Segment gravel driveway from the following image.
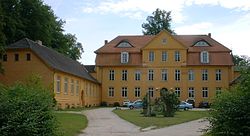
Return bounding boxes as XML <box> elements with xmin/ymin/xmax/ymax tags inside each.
<box><xmin>79</xmin><ymin>108</ymin><xmax>209</xmax><ymax>136</ymax></box>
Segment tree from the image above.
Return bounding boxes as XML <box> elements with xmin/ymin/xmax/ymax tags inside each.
<box><xmin>233</xmin><ymin>55</ymin><xmax>250</xmax><ymax>66</ymax></box>
<box><xmin>208</xmin><ymin>65</ymin><xmax>250</xmax><ymax>135</ymax></box>
<box><xmin>142</xmin><ymin>8</ymin><xmax>175</xmax><ymax>35</ymax></box>
<box><xmin>0</xmin><ymin>75</ymin><xmax>59</xmax><ymax>136</ymax></box>
<box><xmin>0</xmin><ymin>0</ymin><xmax>83</xmax><ymax>60</ymax></box>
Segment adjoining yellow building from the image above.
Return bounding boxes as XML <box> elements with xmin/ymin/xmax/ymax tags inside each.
<box><xmin>0</xmin><ymin>38</ymin><xmax>101</xmax><ymax>108</ymax></box>
<box><xmin>0</xmin><ymin>30</ymin><xmax>236</xmax><ymax>108</ymax></box>
<box><xmin>94</xmin><ymin>30</ymin><xmax>234</xmax><ymax>107</ymax></box>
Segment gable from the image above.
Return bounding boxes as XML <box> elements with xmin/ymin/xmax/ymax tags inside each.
<box><xmin>142</xmin><ymin>30</ymin><xmax>187</xmax><ymax>50</ymax></box>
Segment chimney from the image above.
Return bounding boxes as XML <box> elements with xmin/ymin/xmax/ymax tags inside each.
<box><xmin>104</xmin><ymin>40</ymin><xmax>108</xmax><ymax>44</ymax></box>
<box><xmin>208</xmin><ymin>33</ymin><xmax>211</xmax><ymax>37</ymax></box>
<box><xmin>36</xmin><ymin>40</ymin><xmax>43</xmax><ymax>45</ymax></box>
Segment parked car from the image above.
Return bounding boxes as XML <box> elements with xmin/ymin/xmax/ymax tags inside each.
<box><xmin>198</xmin><ymin>101</ymin><xmax>210</xmax><ymax>108</ymax></box>
<box><xmin>186</xmin><ymin>99</ymin><xmax>195</xmax><ymax>108</ymax></box>
<box><xmin>178</xmin><ymin>101</ymin><xmax>193</xmax><ymax>110</ymax></box>
<box><xmin>127</xmin><ymin>100</ymin><xmax>143</xmax><ymax>109</ymax></box>
<box><xmin>122</xmin><ymin>100</ymin><xmax>131</xmax><ymax>107</ymax></box>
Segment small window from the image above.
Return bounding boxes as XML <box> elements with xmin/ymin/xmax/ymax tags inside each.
<box><xmin>134</xmin><ymin>87</ymin><xmax>141</xmax><ymax>97</ymax></box>
<box><xmin>117</xmin><ymin>41</ymin><xmax>132</xmax><ymax>48</ymax></box>
<box><xmin>14</xmin><ymin>54</ymin><xmax>19</xmax><ymax>61</ymax></box>
<box><xmin>188</xmin><ymin>87</ymin><xmax>195</xmax><ymax>98</ymax></box>
<box><xmin>148</xmin><ymin>87</ymin><xmax>154</xmax><ymax>97</ymax></box>
<box><xmin>175</xmin><ymin>51</ymin><xmax>180</xmax><ymax>62</ymax></box>
<box><xmin>188</xmin><ymin>70</ymin><xmax>194</xmax><ymax>81</ymax></box>
<box><xmin>149</xmin><ymin>51</ymin><xmax>154</xmax><ymax>62</ymax></box>
<box><xmin>202</xmin><ymin>87</ymin><xmax>208</xmax><ymax>98</ymax></box>
<box><xmin>162</xmin><ymin>38</ymin><xmax>167</xmax><ymax>44</ymax></box>
<box><xmin>121</xmin><ymin>87</ymin><xmax>128</xmax><ymax>98</ymax></box>
<box><xmin>175</xmin><ymin>87</ymin><xmax>181</xmax><ymax>97</ymax></box>
<box><xmin>194</xmin><ymin>41</ymin><xmax>209</xmax><ymax>46</ymax></box>
<box><xmin>3</xmin><ymin>54</ymin><xmax>7</xmax><ymax>61</ymax></box>
<box><xmin>201</xmin><ymin>51</ymin><xmax>209</xmax><ymax>63</ymax></box>
<box><xmin>121</xmin><ymin>52</ymin><xmax>129</xmax><ymax>63</ymax></box>
<box><xmin>216</xmin><ymin>69</ymin><xmax>221</xmax><ymax>81</ymax></box>
<box><xmin>162</xmin><ymin>51</ymin><xmax>168</xmax><ymax>61</ymax></box>
<box><xmin>202</xmin><ymin>69</ymin><xmax>208</xmax><ymax>81</ymax></box>
<box><xmin>26</xmin><ymin>53</ymin><xmax>31</xmax><ymax>61</ymax></box>
<box><xmin>216</xmin><ymin>87</ymin><xmax>222</xmax><ymax>95</ymax></box>
<box><xmin>56</xmin><ymin>76</ymin><xmax>61</xmax><ymax>93</ymax></box>
<box><xmin>135</xmin><ymin>70</ymin><xmax>141</xmax><ymax>81</ymax></box>
<box><xmin>148</xmin><ymin>69</ymin><xmax>154</xmax><ymax>81</ymax></box>
<box><xmin>175</xmin><ymin>69</ymin><xmax>181</xmax><ymax>81</ymax></box>
<box><xmin>161</xmin><ymin>69</ymin><xmax>168</xmax><ymax>81</ymax></box>
<box><xmin>108</xmin><ymin>87</ymin><xmax>114</xmax><ymax>97</ymax></box>
<box><xmin>122</xmin><ymin>70</ymin><xmax>128</xmax><ymax>81</ymax></box>
<box><xmin>64</xmin><ymin>77</ymin><xmax>68</xmax><ymax>95</ymax></box>
<box><xmin>109</xmin><ymin>70</ymin><xmax>115</xmax><ymax>80</ymax></box>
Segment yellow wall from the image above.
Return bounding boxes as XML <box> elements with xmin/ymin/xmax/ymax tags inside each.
<box><xmin>97</xmin><ymin>31</ymin><xmax>232</xmax><ymax>106</ymax></box>
<box><xmin>0</xmin><ymin>49</ymin><xmax>101</xmax><ymax>109</ymax></box>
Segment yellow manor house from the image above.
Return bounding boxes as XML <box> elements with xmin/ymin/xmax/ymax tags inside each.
<box><xmin>0</xmin><ymin>30</ymin><xmax>237</xmax><ymax>108</ymax></box>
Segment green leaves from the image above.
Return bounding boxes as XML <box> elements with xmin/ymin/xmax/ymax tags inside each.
<box><xmin>142</xmin><ymin>8</ymin><xmax>175</xmax><ymax>35</ymax></box>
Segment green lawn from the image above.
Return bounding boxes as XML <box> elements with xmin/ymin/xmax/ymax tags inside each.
<box><xmin>113</xmin><ymin>109</ymin><xmax>208</xmax><ymax>129</ymax></box>
<box><xmin>55</xmin><ymin>112</ymin><xmax>87</xmax><ymax>136</ymax></box>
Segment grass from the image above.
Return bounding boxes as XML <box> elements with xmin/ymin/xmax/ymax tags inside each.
<box><xmin>113</xmin><ymin>109</ymin><xmax>208</xmax><ymax>129</ymax></box>
<box><xmin>55</xmin><ymin>112</ymin><xmax>88</xmax><ymax>136</ymax></box>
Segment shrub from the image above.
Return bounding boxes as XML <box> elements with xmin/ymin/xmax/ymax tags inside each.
<box><xmin>0</xmin><ymin>77</ymin><xmax>58</xmax><ymax>136</ymax></box>
<box><xmin>113</xmin><ymin>102</ymin><xmax>120</xmax><ymax>107</ymax></box>
<box><xmin>100</xmin><ymin>101</ymin><xmax>107</xmax><ymax>107</ymax></box>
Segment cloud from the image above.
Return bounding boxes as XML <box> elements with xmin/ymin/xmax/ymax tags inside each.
<box><xmin>175</xmin><ymin>22</ymin><xmax>213</xmax><ymax>34</ymax></box>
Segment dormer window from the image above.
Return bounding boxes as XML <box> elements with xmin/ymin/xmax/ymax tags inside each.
<box><xmin>117</xmin><ymin>41</ymin><xmax>132</xmax><ymax>48</ymax></box>
<box><xmin>194</xmin><ymin>41</ymin><xmax>209</xmax><ymax>46</ymax></box>
<box><xmin>201</xmin><ymin>51</ymin><xmax>209</xmax><ymax>63</ymax></box>
<box><xmin>121</xmin><ymin>52</ymin><xmax>129</xmax><ymax>63</ymax></box>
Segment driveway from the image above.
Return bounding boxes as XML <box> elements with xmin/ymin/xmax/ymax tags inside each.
<box><xmin>79</xmin><ymin>108</ymin><xmax>209</xmax><ymax>136</ymax></box>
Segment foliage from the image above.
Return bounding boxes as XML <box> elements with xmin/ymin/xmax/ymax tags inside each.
<box><xmin>113</xmin><ymin>110</ymin><xmax>208</xmax><ymax>129</ymax></box>
<box><xmin>142</xmin><ymin>8</ymin><xmax>175</xmax><ymax>35</ymax></box>
<box><xmin>113</xmin><ymin>102</ymin><xmax>120</xmax><ymax>107</ymax></box>
<box><xmin>0</xmin><ymin>77</ymin><xmax>58</xmax><ymax>136</ymax></box>
<box><xmin>233</xmin><ymin>55</ymin><xmax>250</xmax><ymax>66</ymax></box>
<box><xmin>100</xmin><ymin>101</ymin><xmax>108</xmax><ymax>107</ymax></box>
<box><xmin>157</xmin><ymin>89</ymin><xmax>180</xmax><ymax>117</ymax></box>
<box><xmin>55</xmin><ymin>112</ymin><xmax>87</xmax><ymax>136</ymax></box>
<box><xmin>0</xmin><ymin>0</ymin><xmax>83</xmax><ymax>60</ymax></box>
<box><xmin>208</xmin><ymin>67</ymin><xmax>250</xmax><ymax>136</ymax></box>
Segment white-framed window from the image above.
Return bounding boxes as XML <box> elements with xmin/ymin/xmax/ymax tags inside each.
<box><xmin>109</xmin><ymin>70</ymin><xmax>115</xmax><ymax>80</ymax></box>
<box><xmin>121</xmin><ymin>87</ymin><xmax>128</xmax><ymax>98</ymax></box>
<box><xmin>76</xmin><ymin>80</ymin><xmax>79</xmax><ymax>96</ymax></box>
<box><xmin>175</xmin><ymin>69</ymin><xmax>181</xmax><ymax>81</ymax></box>
<box><xmin>161</xmin><ymin>69</ymin><xmax>168</xmax><ymax>81</ymax></box>
<box><xmin>194</xmin><ymin>41</ymin><xmax>209</xmax><ymax>46</ymax></box>
<box><xmin>148</xmin><ymin>69</ymin><xmax>154</xmax><ymax>80</ymax></box>
<box><xmin>175</xmin><ymin>87</ymin><xmax>181</xmax><ymax>97</ymax></box>
<box><xmin>188</xmin><ymin>87</ymin><xmax>195</xmax><ymax>98</ymax></box>
<box><xmin>216</xmin><ymin>87</ymin><xmax>222</xmax><ymax>95</ymax></box>
<box><xmin>56</xmin><ymin>76</ymin><xmax>61</xmax><ymax>93</ymax></box>
<box><xmin>108</xmin><ymin>87</ymin><xmax>114</xmax><ymax>97</ymax></box>
<box><xmin>134</xmin><ymin>87</ymin><xmax>141</xmax><ymax>97</ymax></box>
<box><xmin>202</xmin><ymin>87</ymin><xmax>208</xmax><ymax>98</ymax></box>
<box><xmin>149</xmin><ymin>51</ymin><xmax>154</xmax><ymax>62</ymax></box>
<box><xmin>202</xmin><ymin>69</ymin><xmax>208</xmax><ymax>81</ymax></box>
<box><xmin>148</xmin><ymin>87</ymin><xmax>154</xmax><ymax>97</ymax></box>
<box><xmin>188</xmin><ymin>70</ymin><xmax>194</xmax><ymax>81</ymax></box>
<box><xmin>122</xmin><ymin>70</ymin><xmax>128</xmax><ymax>81</ymax></box>
<box><xmin>117</xmin><ymin>41</ymin><xmax>132</xmax><ymax>48</ymax></box>
<box><xmin>64</xmin><ymin>77</ymin><xmax>68</xmax><ymax>94</ymax></box>
<box><xmin>121</xmin><ymin>52</ymin><xmax>129</xmax><ymax>63</ymax></box>
<box><xmin>162</xmin><ymin>51</ymin><xmax>168</xmax><ymax>61</ymax></box>
<box><xmin>162</xmin><ymin>38</ymin><xmax>167</xmax><ymax>44</ymax></box>
<box><xmin>70</xmin><ymin>79</ymin><xmax>74</xmax><ymax>95</ymax></box>
<box><xmin>175</xmin><ymin>51</ymin><xmax>180</xmax><ymax>62</ymax></box>
<box><xmin>135</xmin><ymin>70</ymin><xmax>141</xmax><ymax>81</ymax></box>
<box><xmin>201</xmin><ymin>51</ymin><xmax>209</xmax><ymax>63</ymax></box>
<box><xmin>216</xmin><ymin>69</ymin><xmax>221</xmax><ymax>81</ymax></box>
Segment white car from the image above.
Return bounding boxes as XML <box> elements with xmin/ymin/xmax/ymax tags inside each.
<box><xmin>122</xmin><ymin>100</ymin><xmax>131</xmax><ymax>106</ymax></box>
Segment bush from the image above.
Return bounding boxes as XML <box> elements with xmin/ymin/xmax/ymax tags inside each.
<box><xmin>113</xmin><ymin>102</ymin><xmax>120</xmax><ymax>107</ymax></box>
<box><xmin>100</xmin><ymin>101</ymin><xmax>107</xmax><ymax>107</ymax></box>
<box><xmin>0</xmin><ymin>77</ymin><xmax>58</xmax><ymax>136</ymax></box>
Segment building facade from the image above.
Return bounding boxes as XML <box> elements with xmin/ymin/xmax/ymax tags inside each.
<box><xmin>94</xmin><ymin>30</ymin><xmax>234</xmax><ymax>106</ymax></box>
<box><xmin>0</xmin><ymin>38</ymin><xmax>101</xmax><ymax>108</ymax></box>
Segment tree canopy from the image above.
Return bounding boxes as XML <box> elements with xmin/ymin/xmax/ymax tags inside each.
<box><xmin>0</xmin><ymin>0</ymin><xmax>83</xmax><ymax>60</ymax></box>
<box><xmin>142</xmin><ymin>8</ymin><xmax>175</xmax><ymax>35</ymax></box>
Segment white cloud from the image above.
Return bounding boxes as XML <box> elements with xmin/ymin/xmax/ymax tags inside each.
<box><xmin>175</xmin><ymin>22</ymin><xmax>213</xmax><ymax>34</ymax></box>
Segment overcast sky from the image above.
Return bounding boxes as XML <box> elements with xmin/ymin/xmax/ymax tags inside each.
<box><xmin>43</xmin><ymin>0</ymin><xmax>250</xmax><ymax>65</ymax></box>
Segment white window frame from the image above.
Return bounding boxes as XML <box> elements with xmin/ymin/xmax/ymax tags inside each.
<box><xmin>161</xmin><ymin>69</ymin><xmax>168</xmax><ymax>81</ymax></box>
<box><xmin>148</xmin><ymin>87</ymin><xmax>154</xmax><ymax>97</ymax></box>
<box><xmin>121</xmin><ymin>87</ymin><xmax>128</xmax><ymax>98</ymax></box>
<box><xmin>149</xmin><ymin>51</ymin><xmax>154</xmax><ymax>62</ymax></box>
<box><xmin>188</xmin><ymin>70</ymin><xmax>194</xmax><ymax>81</ymax></box>
<box><xmin>201</xmin><ymin>51</ymin><xmax>209</xmax><ymax>63</ymax></box>
<box><xmin>202</xmin><ymin>87</ymin><xmax>208</xmax><ymax>98</ymax></box>
<box><xmin>64</xmin><ymin>77</ymin><xmax>68</xmax><ymax>95</ymax></box>
<box><xmin>175</xmin><ymin>51</ymin><xmax>180</xmax><ymax>62</ymax></box>
<box><xmin>56</xmin><ymin>76</ymin><xmax>61</xmax><ymax>93</ymax></box>
<box><xmin>216</xmin><ymin>87</ymin><xmax>222</xmax><ymax>95</ymax></box>
<box><xmin>188</xmin><ymin>87</ymin><xmax>195</xmax><ymax>98</ymax></box>
<box><xmin>134</xmin><ymin>87</ymin><xmax>141</xmax><ymax>97</ymax></box>
<box><xmin>216</xmin><ymin>69</ymin><xmax>221</xmax><ymax>81</ymax></box>
<box><xmin>122</xmin><ymin>70</ymin><xmax>128</xmax><ymax>81</ymax></box>
<box><xmin>76</xmin><ymin>80</ymin><xmax>79</xmax><ymax>96</ymax></box>
<box><xmin>175</xmin><ymin>69</ymin><xmax>181</xmax><ymax>81</ymax></box>
<box><xmin>175</xmin><ymin>87</ymin><xmax>181</xmax><ymax>97</ymax></box>
<box><xmin>109</xmin><ymin>70</ymin><xmax>115</xmax><ymax>80</ymax></box>
<box><xmin>108</xmin><ymin>87</ymin><xmax>114</xmax><ymax>97</ymax></box>
<box><xmin>162</xmin><ymin>51</ymin><xmax>168</xmax><ymax>61</ymax></box>
<box><xmin>135</xmin><ymin>70</ymin><xmax>141</xmax><ymax>81</ymax></box>
<box><xmin>70</xmin><ymin>79</ymin><xmax>74</xmax><ymax>95</ymax></box>
<box><xmin>148</xmin><ymin>69</ymin><xmax>154</xmax><ymax>80</ymax></box>
<box><xmin>202</xmin><ymin>69</ymin><xmax>208</xmax><ymax>81</ymax></box>
<box><xmin>121</xmin><ymin>52</ymin><xmax>129</xmax><ymax>63</ymax></box>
